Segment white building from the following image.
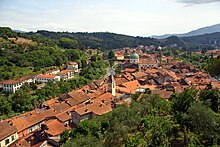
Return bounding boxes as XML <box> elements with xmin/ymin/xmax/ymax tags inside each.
<box><xmin>67</xmin><ymin>61</ymin><xmax>78</xmax><ymax>73</ymax></box>
<box><xmin>36</xmin><ymin>74</ymin><xmax>60</xmax><ymax>83</ymax></box>
<box><xmin>2</xmin><ymin>75</ymin><xmax>36</xmax><ymax>93</ymax></box>
<box><xmin>58</xmin><ymin>70</ymin><xmax>74</xmax><ymax>81</ymax></box>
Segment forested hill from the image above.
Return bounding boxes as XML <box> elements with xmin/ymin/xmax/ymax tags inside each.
<box><xmin>0</xmin><ymin>27</ymin><xmax>87</xmax><ymax>81</ymax></box>
<box><xmin>29</xmin><ymin>30</ymin><xmax>187</xmax><ymax>49</ymax></box>
<box><xmin>181</xmin><ymin>32</ymin><xmax>220</xmax><ymax>46</ymax></box>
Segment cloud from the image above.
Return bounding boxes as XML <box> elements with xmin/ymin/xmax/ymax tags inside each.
<box><xmin>177</xmin><ymin>0</ymin><xmax>220</xmax><ymax>4</ymax></box>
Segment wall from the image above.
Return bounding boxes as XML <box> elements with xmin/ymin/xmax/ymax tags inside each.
<box><xmin>0</xmin><ymin>133</ymin><xmax>18</xmax><ymax>147</ymax></box>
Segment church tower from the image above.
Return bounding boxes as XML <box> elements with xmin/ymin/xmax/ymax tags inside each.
<box><xmin>157</xmin><ymin>46</ymin><xmax>162</xmax><ymax>67</ymax></box>
<box><xmin>111</xmin><ymin>74</ymin><xmax>116</xmax><ymax>96</ymax></box>
<box><xmin>108</xmin><ymin>68</ymin><xmax>116</xmax><ymax>96</ymax></box>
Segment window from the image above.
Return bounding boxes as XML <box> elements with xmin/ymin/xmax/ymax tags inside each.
<box><xmin>28</xmin><ymin>128</ymin><xmax>33</xmax><ymax>133</ymax></box>
<box><xmin>5</xmin><ymin>139</ymin><xmax>10</xmax><ymax>145</ymax></box>
<box><xmin>11</xmin><ymin>135</ymin><xmax>14</xmax><ymax>141</ymax></box>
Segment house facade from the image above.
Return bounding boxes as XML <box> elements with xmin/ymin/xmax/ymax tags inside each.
<box><xmin>2</xmin><ymin>75</ymin><xmax>36</xmax><ymax>93</ymax></box>
<box><xmin>58</xmin><ymin>70</ymin><xmax>74</xmax><ymax>81</ymax></box>
<box><xmin>36</xmin><ymin>74</ymin><xmax>60</xmax><ymax>83</ymax></box>
<box><xmin>67</xmin><ymin>61</ymin><xmax>78</xmax><ymax>73</ymax></box>
<box><xmin>2</xmin><ymin>80</ymin><xmax>23</xmax><ymax>93</ymax></box>
<box><xmin>0</xmin><ymin>121</ymin><xmax>18</xmax><ymax>147</ymax></box>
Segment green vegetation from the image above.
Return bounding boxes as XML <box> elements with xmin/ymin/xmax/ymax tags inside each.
<box><xmin>61</xmin><ymin>87</ymin><xmax>220</xmax><ymax>146</ymax></box>
<box><xmin>0</xmin><ymin>27</ymin><xmax>89</xmax><ymax>81</ymax></box>
<box><xmin>164</xmin><ymin>48</ymin><xmax>220</xmax><ymax>77</ymax></box>
<box><xmin>204</xmin><ymin>55</ymin><xmax>220</xmax><ymax>77</ymax></box>
<box><xmin>181</xmin><ymin>32</ymin><xmax>220</xmax><ymax>46</ymax></box>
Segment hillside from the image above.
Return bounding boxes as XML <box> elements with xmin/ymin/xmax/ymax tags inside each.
<box><xmin>0</xmin><ymin>27</ymin><xmax>86</xmax><ymax>81</ymax></box>
<box><xmin>181</xmin><ymin>32</ymin><xmax>220</xmax><ymax>46</ymax></box>
<box><xmin>152</xmin><ymin>23</ymin><xmax>220</xmax><ymax>39</ymax></box>
<box><xmin>30</xmin><ymin>30</ymin><xmax>186</xmax><ymax>49</ymax></box>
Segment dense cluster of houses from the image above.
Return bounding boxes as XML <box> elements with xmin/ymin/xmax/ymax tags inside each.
<box><xmin>1</xmin><ymin>48</ymin><xmax>220</xmax><ymax>147</ymax></box>
<box><xmin>1</xmin><ymin>62</ymin><xmax>78</xmax><ymax>93</ymax></box>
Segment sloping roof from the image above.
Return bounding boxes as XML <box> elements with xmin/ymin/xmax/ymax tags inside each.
<box><xmin>43</xmin><ymin>119</ymin><xmax>70</xmax><ymax>136</ymax></box>
<box><xmin>2</xmin><ymin>79</ymin><xmax>20</xmax><ymax>85</ymax></box>
<box><xmin>65</xmin><ymin>98</ymin><xmax>78</xmax><ymax>106</ymax></box>
<box><xmin>212</xmin><ymin>81</ymin><xmax>220</xmax><ymax>89</ymax></box>
<box><xmin>0</xmin><ymin>121</ymin><xmax>18</xmax><ymax>141</ymax></box>
<box><xmin>117</xmin><ymin>80</ymin><xmax>141</xmax><ymax>94</ymax></box>
<box><xmin>67</xmin><ymin>91</ymin><xmax>90</xmax><ymax>103</ymax></box>
<box><xmin>121</xmin><ymin>68</ymin><xmax>136</xmax><ymax>73</ymax></box>
<box><xmin>11</xmin><ymin>109</ymin><xmax>58</xmax><ymax>132</ymax></box>
<box><xmin>131</xmin><ymin>72</ymin><xmax>147</xmax><ymax>79</ymax></box>
<box><xmin>92</xmin><ymin>92</ymin><xmax>114</xmax><ymax>104</ymax></box>
<box><xmin>67</xmin><ymin>61</ymin><xmax>78</xmax><ymax>65</ymax></box>
<box><xmin>115</xmin><ymin>77</ymin><xmax>129</xmax><ymax>86</ymax></box>
<box><xmin>55</xmin><ymin>110</ymin><xmax>72</xmax><ymax>123</ymax></box>
<box><xmin>2</xmin><ymin>74</ymin><xmax>37</xmax><ymax>85</ymax></box>
<box><xmin>74</xmin><ymin>101</ymin><xmax>112</xmax><ymax>116</ymax></box>
<box><xmin>37</xmin><ymin>74</ymin><xmax>58</xmax><ymax>79</ymax></box>
<box><xmin>138</xmin><ymin>58</ymin><xmax>157</xmax><ymax>65</ymax></box>
<box><xmin>59</xmin><ymin>70</ymin><xmax>73</xmax><ymax>74</ymax></box>
<box><xmin>49</xmin><ymin>102</ymin><xmax>71</xmax><ymax>113</ymax></box>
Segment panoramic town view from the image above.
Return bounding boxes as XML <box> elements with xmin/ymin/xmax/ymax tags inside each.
<box><xmin>0</xmin><ymin>0</ymin><xmax>220</xmax><ymax>147</ymax></box>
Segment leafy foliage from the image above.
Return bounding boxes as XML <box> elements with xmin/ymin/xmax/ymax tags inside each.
<box><xmin>61</xmin><ymin>87</ymin><xmax>220</xmax><ymax>146</ymax></box>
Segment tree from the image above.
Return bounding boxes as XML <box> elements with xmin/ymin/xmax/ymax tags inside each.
<box><xmin>187</xmin><ymin>101</ymin><xmax>220</xmax><ymax>144</ymax></box>
<box><xmin>0</xmin><ymin>95</ymin><xmax>12</xmax><ymax>116</ymax></box>
<box><xmin>199</xmin><ymin>89</ymin><xmax>220</xmax><ymax>113</ymax></box>
<box><xmin>59</xmin><ymin>37</ymin><xmax>78</xmax><ymax>49</ymax></box>
<box><xmin>11</xmin><ymin>89</ymin><xmax>33</xmax><ymax>112</ymax></box>
<box><xmin>108</xmin><ymin>50</ymin><xmax>115</xmax><ymax>60</ymax></box>
<box><xmin>141</xmin><ymin>115</ymin><xmax>173</xmax><ymax>146</ymax></box>
<box><xmin>171</xmin><ymin>87</ymin><xmax>197</xmax><ymax>114</ymax></box>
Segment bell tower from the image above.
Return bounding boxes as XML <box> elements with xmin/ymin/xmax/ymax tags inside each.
<box><xmin>108</xmin><ymin>68</ymin><xmax>116</xmax><ymax>96</ymax></box>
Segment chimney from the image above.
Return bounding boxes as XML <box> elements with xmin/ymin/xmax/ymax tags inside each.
<box><xmin>8</xmin><ymin>121</ymin><xmax>13</xmax><ymax>126</ymax></box>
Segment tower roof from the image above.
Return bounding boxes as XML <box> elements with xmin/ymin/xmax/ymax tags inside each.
<box><xmin>130</xmin><ymin>52</ymin><xmax>139</xmax><ymax>59</ymax></box>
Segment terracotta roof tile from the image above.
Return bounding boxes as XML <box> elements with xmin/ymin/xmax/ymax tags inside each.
<box><xmin>67</xmin><ymin>91</ymin><xmax>90</xmax><ymax>103</ymax></box>
<box><xmin>55</xmin><ymin>110</ymin><xmax>72</xmax><ymax>122</ymax></box>
<box><xmin>74</xmin><ymin>101</ymin><xmax>112</xmax><ymax>116</ymax></box>
<box><xmin>37</xmin><ymin>74</ymin><xmax>58</xmax><ymax>79</ymax></box>
<box><xmin>11</xmin><ymin>109</ymin><xmax>58</xmax><ymax>133</ymax></box>
<box><xmin>0</xmin><ymin>121</ymin><xmax>18</xmax><ymax>141</ymax></box>
<box><xmin>59</xmin><ymin>70</ymin><xmax>73</xmax><ymax>74</ymax></box>
<box><xmin>117</xmin><ymin>80</ymin><xmax>141</xmax><ymax>94</ymax></box>
<box><xmin>43</xmin><ymin>119</ymin><xmax>70</xmax><ymax>136</ymax></box>
<box><xmin>49</xmin><ymin>102</ymin><xmax>71</xmax><ymax>113</ymax></box>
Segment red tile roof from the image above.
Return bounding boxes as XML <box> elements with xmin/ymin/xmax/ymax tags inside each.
<box><xmin>0</xmin><ymin>121</ymin><xmax>18</xmax><ymax>141</ymax></box>
<box><xmin>11</xmin><ymin>109</ymin><xmax>58</xmax><ymax>133</ymax></box>
<box><xmin>67</xmin><ymin>61</ymin><xmax>78</xmax><ymax>65</ymax></box>
<box><xmin>55</xmin><ymin>111</ymin><xmax>72</xmax><ymax>123</ymax></box>
<box><xmin>74</xmin><ymin>101</ymin><xmax>112</xmax><ymax>116</ymax></box>
<box><xmin>43</xmin><ymin>119</ymin><xmax>70</xmax><ymax>136</ymax></box>
<box><xmin>59</xmin><ymin>70</ymin><xmax>73</xmax><ymax>74</ymax></box>
<box><xmin>37</xmin><ymin>74</ymin><xmax>58</xmax><ymax>79</ymax></box>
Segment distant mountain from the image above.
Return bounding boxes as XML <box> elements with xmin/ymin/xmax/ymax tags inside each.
<box><xmin>152</xmin><ymin>23</ymin><xmax>220</xmax><ymax>39</ymax></box>
<box><xmin>13</xmin><ymin>29</ymin><xmax>26</xmax><ymax>33</ymax></box>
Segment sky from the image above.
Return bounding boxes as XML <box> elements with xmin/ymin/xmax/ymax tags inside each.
<box><xmin>0</xmin><ymin>0</ymin><xmax>220</xmax><ymax>36</ymax></box>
